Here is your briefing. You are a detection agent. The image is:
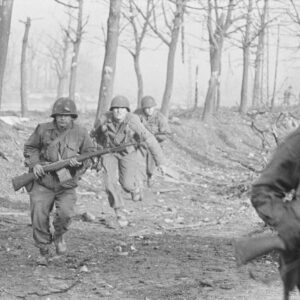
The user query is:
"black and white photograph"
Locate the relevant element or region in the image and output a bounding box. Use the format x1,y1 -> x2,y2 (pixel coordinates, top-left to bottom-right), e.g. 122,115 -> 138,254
1,0 -> 300,299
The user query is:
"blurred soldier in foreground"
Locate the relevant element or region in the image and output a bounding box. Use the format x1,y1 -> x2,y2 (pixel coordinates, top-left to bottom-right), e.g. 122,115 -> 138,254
24,97 -> 94,265
91,95 -> 166,227
234,125 -> 300,299
135,96 -> 171,186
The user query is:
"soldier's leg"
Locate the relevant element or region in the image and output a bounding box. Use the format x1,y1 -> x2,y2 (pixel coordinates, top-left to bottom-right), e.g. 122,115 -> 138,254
102,154 -> 128,227
119,151 -> 144,201
29,182 -> 55,261
146,151 -> 156,187
102,154 -> 124,209
52,188 -> 76,254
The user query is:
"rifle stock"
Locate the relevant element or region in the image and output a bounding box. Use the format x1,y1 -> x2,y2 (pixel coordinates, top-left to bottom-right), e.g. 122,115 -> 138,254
234,234 -> 285,265
12,143 -> 136,192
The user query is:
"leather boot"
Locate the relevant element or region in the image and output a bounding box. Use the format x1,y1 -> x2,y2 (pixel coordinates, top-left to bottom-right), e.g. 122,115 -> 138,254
131,188 -> 143,202
114,208 -> 129,227
53,234 -> 67,255
36,248 -> 49,266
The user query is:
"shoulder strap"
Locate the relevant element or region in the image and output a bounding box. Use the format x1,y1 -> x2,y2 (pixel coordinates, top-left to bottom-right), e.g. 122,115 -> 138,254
48,128 -> 72,149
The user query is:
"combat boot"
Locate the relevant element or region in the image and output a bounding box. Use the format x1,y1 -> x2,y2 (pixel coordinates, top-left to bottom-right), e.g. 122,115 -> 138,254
53,234 -> 67,255
36,248 -> 49,266
114,208 -> 129,227
131,188 -> 143,202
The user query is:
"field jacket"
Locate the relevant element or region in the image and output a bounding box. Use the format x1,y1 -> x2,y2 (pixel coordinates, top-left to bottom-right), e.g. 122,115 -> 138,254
24,120 -> 94,190
93,112 -> 164,166
135,109 -> 171,143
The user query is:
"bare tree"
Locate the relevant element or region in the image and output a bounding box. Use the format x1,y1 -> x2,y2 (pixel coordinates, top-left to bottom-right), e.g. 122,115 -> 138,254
202,0 -> 235,122
69,0 -> 85,100
138,0 -> 185,117
46,27 -> 71,98
252,0 -> 268,107
95,0 -> 123,124
121,0 -> 153,109
53,0 -> 86,101
20,17 -> 31,117
0,0 -> 14,110
239,0 -> 253,114
270,24 -> 280,110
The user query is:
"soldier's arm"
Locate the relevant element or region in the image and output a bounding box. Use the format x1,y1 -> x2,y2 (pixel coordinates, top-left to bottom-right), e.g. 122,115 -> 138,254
128,114 -> 165,166
156,112 -> 171,142
23,124 -> 43,168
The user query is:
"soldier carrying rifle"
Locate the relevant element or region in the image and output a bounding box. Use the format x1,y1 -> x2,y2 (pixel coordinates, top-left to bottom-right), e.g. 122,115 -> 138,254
23,97 -> 95,265
91,95 -> 166,228
234,124 -> 300,299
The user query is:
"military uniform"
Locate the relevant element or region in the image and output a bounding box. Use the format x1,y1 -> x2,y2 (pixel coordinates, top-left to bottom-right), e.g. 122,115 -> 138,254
93,110 -> 164,216
251,126 -> 300,251
251,126 -> 300,289
135,96 -> 170,183
24,98 -> 94,257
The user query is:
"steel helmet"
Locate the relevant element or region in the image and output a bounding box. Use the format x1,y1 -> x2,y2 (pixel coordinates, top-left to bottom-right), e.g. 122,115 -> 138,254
51,97 -> 78,118
141,96 -> 156,109
110,95 -> 130,112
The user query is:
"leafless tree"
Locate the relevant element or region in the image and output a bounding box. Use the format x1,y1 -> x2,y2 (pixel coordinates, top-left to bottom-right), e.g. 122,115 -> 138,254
95,0 -> 123,124
239,0 -> 253,114
20,17 -> 31,117
139,0 -> 186,118
53,0 -> 87,101
202,0 -> 235,122
0,0 -> 14,110
252,0 -> 268,107
121,0 -> 153,108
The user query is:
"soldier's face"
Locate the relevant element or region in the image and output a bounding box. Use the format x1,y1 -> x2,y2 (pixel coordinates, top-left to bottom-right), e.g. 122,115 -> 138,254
56,114 -> 73,129
112,107 -> 128,122
144,107 -> 154,116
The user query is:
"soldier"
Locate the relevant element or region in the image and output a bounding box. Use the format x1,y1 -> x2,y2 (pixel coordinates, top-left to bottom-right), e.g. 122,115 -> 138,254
91,95 -> 166,227
135,96 -> 171,186
24,97 -> 94,265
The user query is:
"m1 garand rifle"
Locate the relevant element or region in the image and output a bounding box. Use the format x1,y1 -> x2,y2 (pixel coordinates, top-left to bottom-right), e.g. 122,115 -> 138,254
12,143 -> 136,191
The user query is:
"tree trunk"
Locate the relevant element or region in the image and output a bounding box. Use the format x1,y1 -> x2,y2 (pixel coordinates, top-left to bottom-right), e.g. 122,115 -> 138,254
20,17 -> 31,117
57,34 -> 70,98
240,45 -> 250,114
239,0 -> 253,114
160,0 -> 184,118
202,41 -> 223,121
252,0 -> 268,107
193,65 -> 198,110
133,52 -> 143,109
95,0 -> 122,124
0,0 -> 14,110
69,0 -> 83,101
271,24 -> 280,110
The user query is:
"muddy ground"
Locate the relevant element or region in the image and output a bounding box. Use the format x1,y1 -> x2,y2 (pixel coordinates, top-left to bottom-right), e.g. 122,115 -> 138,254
0,108 -> 299,300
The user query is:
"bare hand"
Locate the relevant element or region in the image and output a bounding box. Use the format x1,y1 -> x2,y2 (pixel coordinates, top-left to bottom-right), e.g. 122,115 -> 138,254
157,165 -> 167,176
33,164 -> 45,178
69,158 -> 82,168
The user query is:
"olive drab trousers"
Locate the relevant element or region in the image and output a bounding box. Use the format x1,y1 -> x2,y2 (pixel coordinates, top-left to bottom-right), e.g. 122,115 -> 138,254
29,182 -> 77,250
101,151 -> 145,209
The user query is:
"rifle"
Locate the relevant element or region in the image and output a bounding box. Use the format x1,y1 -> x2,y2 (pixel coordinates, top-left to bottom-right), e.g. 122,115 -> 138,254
12,143 -> 136,192
233,234 -> 286,265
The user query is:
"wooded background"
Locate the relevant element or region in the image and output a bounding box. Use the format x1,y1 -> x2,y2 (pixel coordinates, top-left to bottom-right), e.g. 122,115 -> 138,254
0,0 -> 300,123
